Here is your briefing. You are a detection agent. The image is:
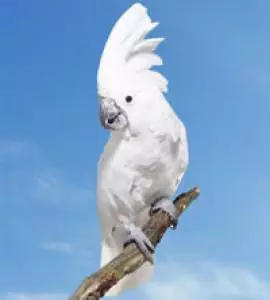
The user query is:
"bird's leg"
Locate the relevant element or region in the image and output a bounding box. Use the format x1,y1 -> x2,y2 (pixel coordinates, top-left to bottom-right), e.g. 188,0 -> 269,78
123,223 -> 155,264
150,197 -> 178,229
112,217 -> 154,264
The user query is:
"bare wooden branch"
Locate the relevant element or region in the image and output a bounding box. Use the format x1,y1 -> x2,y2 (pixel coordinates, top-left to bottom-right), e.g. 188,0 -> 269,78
70,186 -> 200,300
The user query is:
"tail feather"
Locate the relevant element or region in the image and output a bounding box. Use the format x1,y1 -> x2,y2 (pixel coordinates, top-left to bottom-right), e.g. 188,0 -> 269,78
101,239 -> 154,296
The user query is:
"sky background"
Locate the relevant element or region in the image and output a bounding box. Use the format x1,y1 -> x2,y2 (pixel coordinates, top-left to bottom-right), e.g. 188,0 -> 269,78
1,0 -> 270,299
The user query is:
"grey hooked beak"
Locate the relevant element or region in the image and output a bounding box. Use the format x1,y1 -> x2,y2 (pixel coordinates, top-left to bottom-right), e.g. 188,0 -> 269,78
99,98 -> 128,130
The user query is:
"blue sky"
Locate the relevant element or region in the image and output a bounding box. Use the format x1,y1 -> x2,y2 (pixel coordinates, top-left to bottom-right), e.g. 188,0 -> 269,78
1,0 -> 270,299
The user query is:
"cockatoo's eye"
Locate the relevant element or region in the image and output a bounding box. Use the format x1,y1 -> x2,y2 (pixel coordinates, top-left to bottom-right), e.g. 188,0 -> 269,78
125,95 -> 133,103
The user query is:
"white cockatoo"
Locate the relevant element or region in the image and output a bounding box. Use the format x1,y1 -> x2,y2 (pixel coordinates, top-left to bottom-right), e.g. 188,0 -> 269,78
97,3 -> 189,296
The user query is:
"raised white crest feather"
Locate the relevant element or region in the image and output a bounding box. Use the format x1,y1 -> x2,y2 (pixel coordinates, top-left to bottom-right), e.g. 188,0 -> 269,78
97,3 -> 168,95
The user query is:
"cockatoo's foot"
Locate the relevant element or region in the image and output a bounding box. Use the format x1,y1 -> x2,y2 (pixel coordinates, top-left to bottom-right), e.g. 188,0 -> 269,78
150,198 -> 178,229
123,224 -> 154,264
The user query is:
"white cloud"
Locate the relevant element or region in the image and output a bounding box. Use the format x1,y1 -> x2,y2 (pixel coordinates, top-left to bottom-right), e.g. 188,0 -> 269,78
3,293 -> 68,300
2,262 -> 270,300
41,242 -> 73,254
142,262 -> 270,300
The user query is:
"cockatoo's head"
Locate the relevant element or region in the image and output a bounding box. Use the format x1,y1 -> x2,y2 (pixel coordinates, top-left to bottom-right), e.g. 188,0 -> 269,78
97,3 -> 168,133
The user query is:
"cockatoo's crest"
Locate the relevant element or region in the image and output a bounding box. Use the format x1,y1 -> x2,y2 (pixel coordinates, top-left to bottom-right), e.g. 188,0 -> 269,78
97,3 -> 168,97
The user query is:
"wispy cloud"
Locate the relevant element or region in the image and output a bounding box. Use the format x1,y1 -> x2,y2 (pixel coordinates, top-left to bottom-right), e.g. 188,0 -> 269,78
142,262 -> 270,300
41,242 -> 73,254
0,139 -> 93,207
0,140 -> 30,161
3,293 -> 68,300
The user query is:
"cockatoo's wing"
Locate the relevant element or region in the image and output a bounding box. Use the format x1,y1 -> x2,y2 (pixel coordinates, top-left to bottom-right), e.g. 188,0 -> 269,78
97,2 -> 168,96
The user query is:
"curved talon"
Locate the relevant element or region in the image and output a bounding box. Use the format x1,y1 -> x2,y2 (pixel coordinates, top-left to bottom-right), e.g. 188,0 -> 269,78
169,218 -> 178,230
150,198 -> 178,230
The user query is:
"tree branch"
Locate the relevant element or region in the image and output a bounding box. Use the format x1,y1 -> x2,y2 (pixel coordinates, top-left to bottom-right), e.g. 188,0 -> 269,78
70,186 -> 200,300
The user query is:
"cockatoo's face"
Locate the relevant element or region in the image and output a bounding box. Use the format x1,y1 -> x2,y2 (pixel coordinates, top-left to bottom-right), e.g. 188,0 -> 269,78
99,82 -> 166,134
100,84 -> 147,131
99,83 -> 160,133
99,88 -> 137,132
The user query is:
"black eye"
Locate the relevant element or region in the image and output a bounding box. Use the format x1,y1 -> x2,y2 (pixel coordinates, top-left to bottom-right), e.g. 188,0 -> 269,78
125,95 -> 133,103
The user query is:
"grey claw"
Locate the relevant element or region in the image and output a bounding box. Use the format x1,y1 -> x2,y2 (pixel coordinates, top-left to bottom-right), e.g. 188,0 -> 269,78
150,198 -> 178,230
169,218 -> 178,230
123,226 -> 154,264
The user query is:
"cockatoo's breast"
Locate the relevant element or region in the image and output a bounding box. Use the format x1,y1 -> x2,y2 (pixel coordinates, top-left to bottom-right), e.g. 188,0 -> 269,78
97,112 -> 188,232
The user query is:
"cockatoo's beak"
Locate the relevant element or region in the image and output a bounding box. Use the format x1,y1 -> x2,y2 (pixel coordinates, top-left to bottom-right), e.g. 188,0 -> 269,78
99,98 -> 129,131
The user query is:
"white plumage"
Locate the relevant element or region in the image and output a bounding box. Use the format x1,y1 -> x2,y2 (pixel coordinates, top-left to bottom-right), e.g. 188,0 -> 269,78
96,3 -> 189,296
97,3 -> 168,97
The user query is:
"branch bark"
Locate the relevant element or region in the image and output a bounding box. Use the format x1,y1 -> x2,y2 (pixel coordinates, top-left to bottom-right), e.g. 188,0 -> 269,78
70,186 -> 200,300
